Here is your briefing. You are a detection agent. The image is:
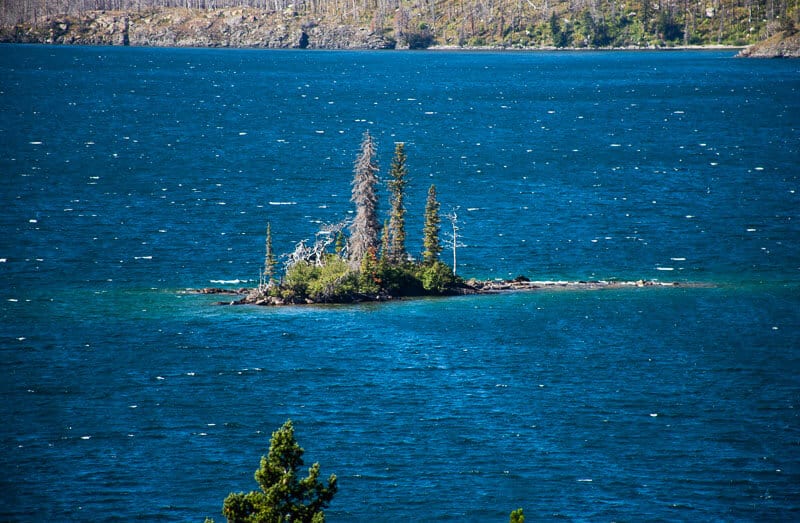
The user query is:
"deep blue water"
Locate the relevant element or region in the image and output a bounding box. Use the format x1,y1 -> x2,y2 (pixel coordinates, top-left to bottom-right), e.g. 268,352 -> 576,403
1,45 -> 799,521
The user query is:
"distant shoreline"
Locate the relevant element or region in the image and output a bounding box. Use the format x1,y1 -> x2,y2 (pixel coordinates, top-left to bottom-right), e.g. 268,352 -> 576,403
0,40 -> 744,53
427,44 -> 744,52
0,6 -> 763,52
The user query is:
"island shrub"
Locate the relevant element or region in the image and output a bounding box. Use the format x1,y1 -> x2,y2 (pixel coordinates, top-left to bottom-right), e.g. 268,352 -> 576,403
419,260 -> 458,293
378,263 -> 426,296
283,261 -> 319,300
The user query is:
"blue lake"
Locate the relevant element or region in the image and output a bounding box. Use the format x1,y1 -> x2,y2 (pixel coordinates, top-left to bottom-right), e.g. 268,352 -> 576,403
1,45 -> 799,521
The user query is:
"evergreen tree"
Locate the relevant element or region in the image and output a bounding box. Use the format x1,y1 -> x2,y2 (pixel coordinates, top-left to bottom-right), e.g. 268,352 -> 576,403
348,130 -> 381,269
380,218 -> 390,264
262,222 -> 277,288
510,508 -> 525,523
222,420 -> 338,523
334,230 -> 345,257
422,184 -> 442,265
387,142 -> 409,264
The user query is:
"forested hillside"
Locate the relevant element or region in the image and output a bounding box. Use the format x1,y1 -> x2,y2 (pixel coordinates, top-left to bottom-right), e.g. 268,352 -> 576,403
1,0 -> 797,48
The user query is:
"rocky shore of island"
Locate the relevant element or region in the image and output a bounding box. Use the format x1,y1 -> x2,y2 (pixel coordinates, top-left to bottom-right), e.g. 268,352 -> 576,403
189,277 -> 707,306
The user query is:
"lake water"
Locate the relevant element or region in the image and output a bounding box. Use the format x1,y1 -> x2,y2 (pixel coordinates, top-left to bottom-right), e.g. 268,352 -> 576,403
1,45 -> 799,521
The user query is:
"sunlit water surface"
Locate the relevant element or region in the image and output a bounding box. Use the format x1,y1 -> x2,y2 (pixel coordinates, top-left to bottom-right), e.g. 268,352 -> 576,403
1,45 -> 799,521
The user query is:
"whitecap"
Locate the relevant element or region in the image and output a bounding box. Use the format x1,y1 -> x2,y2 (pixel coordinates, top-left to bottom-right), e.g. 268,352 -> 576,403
610,143 -> 621,147
8,298 -> 18,302
0,258 -> 6,262
755,166 -> 764,171
746,228 -> 757,232
238,132 -> 247,136
315,130 -> 325,134
134,256 -> 153,260
268,201 -> 297,205
466,208 -> 480,211
670,257 -> 686,261
29,219 -> 37,223
650,413 -> 658,417
210,279 -> 242,284
656,267 -> 674,271
29,141 -> 42,145
577,478 -> 593,482
80,435 -> 91,440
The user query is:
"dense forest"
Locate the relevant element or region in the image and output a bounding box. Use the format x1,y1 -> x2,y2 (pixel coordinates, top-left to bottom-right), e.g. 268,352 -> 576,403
1,0 -> 797,47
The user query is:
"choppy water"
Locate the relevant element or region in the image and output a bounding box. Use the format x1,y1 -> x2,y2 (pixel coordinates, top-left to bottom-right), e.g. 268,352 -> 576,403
1,45 -> 799,521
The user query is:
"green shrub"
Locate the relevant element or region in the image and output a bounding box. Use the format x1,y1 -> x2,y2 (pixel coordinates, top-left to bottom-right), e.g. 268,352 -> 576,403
420,261 -> 457,293
377,263 -> 426,296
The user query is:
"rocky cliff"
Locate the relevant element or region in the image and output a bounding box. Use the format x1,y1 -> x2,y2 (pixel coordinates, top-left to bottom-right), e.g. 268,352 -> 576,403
737,30 -> 800,57
0,8 -> 396,50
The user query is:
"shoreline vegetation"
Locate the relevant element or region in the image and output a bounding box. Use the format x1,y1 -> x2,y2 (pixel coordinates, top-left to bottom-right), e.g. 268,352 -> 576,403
187,132 -> 708,308
1,3 -> 797,56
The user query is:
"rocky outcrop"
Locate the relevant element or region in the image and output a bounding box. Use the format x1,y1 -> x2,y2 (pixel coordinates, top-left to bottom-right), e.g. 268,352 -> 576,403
737,30 -> 800,57
0,7 -> 396,50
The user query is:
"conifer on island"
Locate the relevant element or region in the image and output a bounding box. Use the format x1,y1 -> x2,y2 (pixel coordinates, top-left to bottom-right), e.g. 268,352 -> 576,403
260,222 -> 277,289
422,184 -> 442,265
387,142 -> 409,264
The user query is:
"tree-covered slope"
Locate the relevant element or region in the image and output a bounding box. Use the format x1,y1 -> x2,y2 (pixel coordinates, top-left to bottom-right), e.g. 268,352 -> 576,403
1,0 -> 796,48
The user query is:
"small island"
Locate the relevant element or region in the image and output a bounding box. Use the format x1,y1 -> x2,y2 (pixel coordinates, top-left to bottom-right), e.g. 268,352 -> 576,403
192,132 -> 702,307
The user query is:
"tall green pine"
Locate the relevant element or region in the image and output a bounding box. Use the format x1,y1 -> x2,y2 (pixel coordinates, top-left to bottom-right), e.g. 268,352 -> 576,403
387,142 -> 409,264
422,184 -> 442,265
262,222 -> 277,287
222,420 -> 337,523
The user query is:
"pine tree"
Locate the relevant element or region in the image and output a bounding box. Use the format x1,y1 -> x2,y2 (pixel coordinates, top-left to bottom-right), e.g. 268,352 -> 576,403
422,184 -> 442,265
510,508 -> 525,523
262,222 -> 277,288
348,130 -> 381,269
334,230 -> 345,257
222,420 -> 337,523
387,142 -> 408,264
380,218 -> 390,264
